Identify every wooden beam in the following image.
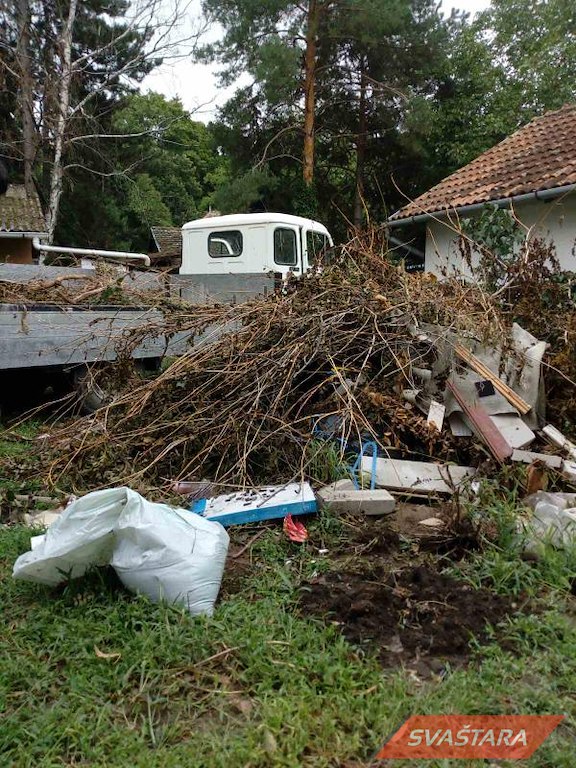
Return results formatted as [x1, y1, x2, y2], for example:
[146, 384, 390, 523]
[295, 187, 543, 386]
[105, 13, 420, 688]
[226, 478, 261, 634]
[446, 380, 513, 462]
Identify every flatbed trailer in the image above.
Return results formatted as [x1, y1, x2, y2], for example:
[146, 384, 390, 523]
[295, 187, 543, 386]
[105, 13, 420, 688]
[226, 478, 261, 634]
[0, 263, 188, 411]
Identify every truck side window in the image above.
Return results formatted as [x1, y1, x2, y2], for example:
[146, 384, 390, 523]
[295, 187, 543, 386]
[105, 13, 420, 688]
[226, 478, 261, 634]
[274, 228, 297, 266]
[208, 231, 243, 257]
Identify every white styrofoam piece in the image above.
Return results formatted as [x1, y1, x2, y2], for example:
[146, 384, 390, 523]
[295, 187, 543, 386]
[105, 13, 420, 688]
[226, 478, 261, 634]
[427, 400, 446, 431]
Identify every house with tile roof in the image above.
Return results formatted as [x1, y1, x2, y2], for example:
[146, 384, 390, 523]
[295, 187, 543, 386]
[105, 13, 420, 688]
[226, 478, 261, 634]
[148, 226, 182, 270]
[0, 183, 48, 264]
[387, 103, 576, 275]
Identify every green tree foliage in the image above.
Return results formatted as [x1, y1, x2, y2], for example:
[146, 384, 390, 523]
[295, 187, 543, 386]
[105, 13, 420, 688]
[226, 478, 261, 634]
[56, 93, 227, 251]
[200, 0, 456, 234]
[417, 0, 576, 177]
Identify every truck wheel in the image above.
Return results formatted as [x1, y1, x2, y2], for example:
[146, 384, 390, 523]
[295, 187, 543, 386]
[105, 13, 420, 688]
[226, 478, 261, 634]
[72, 361, 156, 414]
[73, 365, 111, 413]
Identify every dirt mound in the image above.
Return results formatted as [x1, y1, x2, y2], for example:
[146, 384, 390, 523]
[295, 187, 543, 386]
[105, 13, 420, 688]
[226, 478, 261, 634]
[299, 564, 518, 676]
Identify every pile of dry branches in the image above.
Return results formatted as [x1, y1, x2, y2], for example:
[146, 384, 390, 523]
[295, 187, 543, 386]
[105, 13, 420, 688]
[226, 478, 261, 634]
[39, 232, 509, 492]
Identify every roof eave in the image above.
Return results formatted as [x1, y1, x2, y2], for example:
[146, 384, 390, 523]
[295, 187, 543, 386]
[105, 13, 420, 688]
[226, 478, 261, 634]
[387, 182, 576, 229]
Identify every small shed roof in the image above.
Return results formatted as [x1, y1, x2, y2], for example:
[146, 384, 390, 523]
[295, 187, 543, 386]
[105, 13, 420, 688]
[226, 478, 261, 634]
[390, 103, 576, 223]
[0, 184, 47, 234]
[149, 226, 182, 259]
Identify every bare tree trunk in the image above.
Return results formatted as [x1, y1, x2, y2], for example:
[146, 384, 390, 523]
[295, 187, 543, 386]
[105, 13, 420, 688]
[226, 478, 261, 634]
[40, 0, 57, 195]
[353, 64, 367, 228]
[46, 0, 78, 242]
[15, 0, 35, 194]
[303, 0, 319, 187]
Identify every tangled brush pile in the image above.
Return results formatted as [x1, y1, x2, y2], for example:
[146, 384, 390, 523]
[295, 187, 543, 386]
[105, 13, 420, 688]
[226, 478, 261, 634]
[40, 231, 508, 492]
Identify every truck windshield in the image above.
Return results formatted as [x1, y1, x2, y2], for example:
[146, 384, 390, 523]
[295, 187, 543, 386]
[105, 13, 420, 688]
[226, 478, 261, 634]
[306, 231, 330, 265]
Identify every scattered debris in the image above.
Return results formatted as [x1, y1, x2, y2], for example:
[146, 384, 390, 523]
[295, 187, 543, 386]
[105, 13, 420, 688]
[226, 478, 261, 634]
[418, 517, 445, 528]
[426, 400, 446, 432]
[489, 414, 535, 450]
[94, 645, 122, 662]
[525, 461, 548, 495]
[542, 425, 576, 461]
[510, 449, 563, 469]
[36, 237, 511, 488]
[7, 231, 576, 541]
[522, 491, 576, 552]
[171, 480, 217, 500]
[24, 509, 62, 528]
[316, 485, 396, 516]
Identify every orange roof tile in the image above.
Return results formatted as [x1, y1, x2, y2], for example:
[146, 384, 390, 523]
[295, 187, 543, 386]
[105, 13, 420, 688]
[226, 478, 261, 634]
[390, 103, 576, 222]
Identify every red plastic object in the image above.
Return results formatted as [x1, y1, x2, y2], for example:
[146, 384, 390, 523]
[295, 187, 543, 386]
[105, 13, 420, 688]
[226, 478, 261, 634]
[283, 514, 308, 542]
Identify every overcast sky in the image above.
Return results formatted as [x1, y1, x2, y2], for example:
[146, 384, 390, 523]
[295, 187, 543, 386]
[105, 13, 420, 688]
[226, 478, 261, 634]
[141, 0, 492, 123]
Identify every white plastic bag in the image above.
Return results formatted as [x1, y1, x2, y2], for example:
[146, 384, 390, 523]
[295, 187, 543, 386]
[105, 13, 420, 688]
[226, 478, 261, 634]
[112, 499, 229, 616]
[522, 491, 576, 552]
[13, 487, 229, 616]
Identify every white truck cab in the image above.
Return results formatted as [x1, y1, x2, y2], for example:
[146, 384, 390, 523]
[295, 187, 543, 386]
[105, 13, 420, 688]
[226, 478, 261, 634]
[180, 212, 332, 277]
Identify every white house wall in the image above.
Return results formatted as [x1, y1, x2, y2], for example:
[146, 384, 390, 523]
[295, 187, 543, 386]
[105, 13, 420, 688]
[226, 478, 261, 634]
[424, 194, 576, 276]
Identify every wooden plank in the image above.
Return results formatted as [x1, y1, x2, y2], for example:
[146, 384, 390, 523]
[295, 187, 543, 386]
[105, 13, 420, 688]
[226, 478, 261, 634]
[511, 449, 563, 469]
[0, 304, 190, 369]
[454, 343, 531, 415]
[361, 456, 475, 496]
[542, 424, 576, 461]
[447, 380, 513, 462]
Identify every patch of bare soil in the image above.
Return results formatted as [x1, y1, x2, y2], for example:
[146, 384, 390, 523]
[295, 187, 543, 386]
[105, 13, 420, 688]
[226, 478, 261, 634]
[298, 503, 522, 677]
[299, 565, 517, 676]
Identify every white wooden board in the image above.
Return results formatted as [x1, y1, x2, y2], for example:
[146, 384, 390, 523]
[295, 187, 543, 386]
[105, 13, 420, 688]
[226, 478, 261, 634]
[361, 457, 476, 495]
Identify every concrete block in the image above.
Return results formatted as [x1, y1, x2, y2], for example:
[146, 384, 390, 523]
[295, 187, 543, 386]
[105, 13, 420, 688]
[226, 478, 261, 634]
[316, 486, 396, 516]
[322, 478, 356, 492]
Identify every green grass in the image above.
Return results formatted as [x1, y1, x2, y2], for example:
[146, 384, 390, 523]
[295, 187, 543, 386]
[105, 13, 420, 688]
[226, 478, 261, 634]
[1, 497, 575, 767]
[0, 422, 45, 511]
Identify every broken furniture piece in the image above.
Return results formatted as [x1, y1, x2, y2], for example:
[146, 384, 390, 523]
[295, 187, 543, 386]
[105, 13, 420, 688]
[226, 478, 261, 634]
[189, 483, 317, 526]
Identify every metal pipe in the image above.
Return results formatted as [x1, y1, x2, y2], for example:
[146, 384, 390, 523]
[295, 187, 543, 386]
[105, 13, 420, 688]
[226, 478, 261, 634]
[32, 237, 150, 266]
[386, 183, 576, 229]
[0, 231, 47, 239]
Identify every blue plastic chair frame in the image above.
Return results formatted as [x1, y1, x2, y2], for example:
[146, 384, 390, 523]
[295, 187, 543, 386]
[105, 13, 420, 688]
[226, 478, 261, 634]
[349, 441, 378, 490]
